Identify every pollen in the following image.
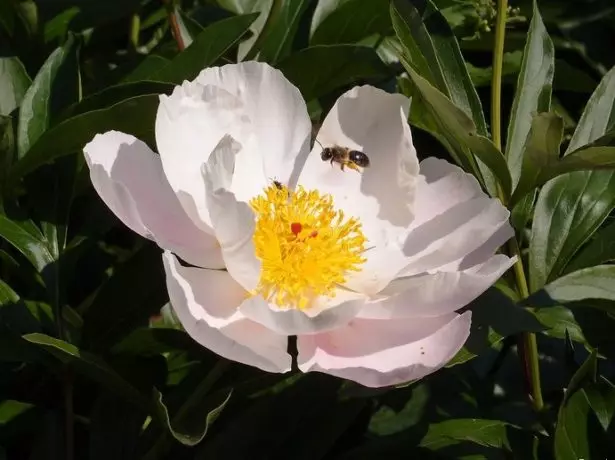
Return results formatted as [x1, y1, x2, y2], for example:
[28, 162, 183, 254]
[250, 184, 367, 310]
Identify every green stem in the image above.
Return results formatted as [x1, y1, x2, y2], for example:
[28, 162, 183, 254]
[491, 0, 544, 412]
[129, 12, 141, 52]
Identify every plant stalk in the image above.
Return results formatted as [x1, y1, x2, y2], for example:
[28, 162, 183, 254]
[162, 0, 185, 52]
[491, 0, 544, 412]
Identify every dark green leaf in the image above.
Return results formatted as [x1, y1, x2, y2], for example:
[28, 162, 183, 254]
[505, 0, 555, 187]
[566, 220, 615, 272]
[22, 333, 149, 408]
[9, 94, 159, 182]
[152, 13, 259, 84]
[554, 351, 597, 460]
[255, 0, 311, 63]
[81, 245, 167, 351]
[585, 376, 615, 431]
[0, 215, 53, 271]
[17, 34, 80, 159]
[448, 287, 543, 366]
[529, 171, 615, 291]
[122, 56, 170, 84]
[390, 0, 487, 135]
[0, 57, 31, 116]
[277, 45, 390, 101]
[59, 81, 173, 121]
[311, 0, 391, 45]
[403, 66, 511, 198]
[175, 6, 203, 48]
[509, 112, 563, 206]
[111, 327, 200, 356]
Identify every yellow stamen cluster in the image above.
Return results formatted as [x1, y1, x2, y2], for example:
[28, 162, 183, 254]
[250, 184, 366, 309]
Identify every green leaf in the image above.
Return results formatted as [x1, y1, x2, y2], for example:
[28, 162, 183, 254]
[390, 0, 487, 136]
[17, 34, 80, 159]
[566, 220, 615, 272]
[277, 45, 390, 101]
[447, 287, 543, 366]
[529, 66, 615, 291]
[529, 171, 615, 291]
[0, 57, 31, 116]
[81, 245, 167, 351]
[403, 66, 512, 198]
[122, 56, 171, 83]
[111, 327, 200, 356]
[509, 112, 563, 206]
[0, 215, 53, 271]
[566, 66, 615, 153]
[174, 6, 203, 48]
[543, 265, 615, 303]
[420, 419, 518, 450]
[532, 305, 587, 343]
[311, 0, 391, 45]
[9, 94, 159, 182]
[554, 351, 597, 460]
[584, 376, 615, 431]
[505, 0, 554, 188]
[59, 82, 173, 121]
[23, 333, 149, 408]
[152, 13, 259, 84]
[255, 0, 311, 63]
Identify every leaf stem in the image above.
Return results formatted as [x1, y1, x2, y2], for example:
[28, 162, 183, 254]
[491, 0, 544, 412]
[162, 0, 185, 52]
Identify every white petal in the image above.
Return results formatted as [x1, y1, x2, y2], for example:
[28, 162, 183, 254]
[239, 290, 365, 335]
[297, 312, 471, 388]
[163, 252, 291, 373]
[155, 62, 311, 230]
[83, 131, 223, 268]
[202, 136, 260, 291]
[359, 255, 516, 319]
[400, 197, 511, 276]
[298, 86, 420, 243]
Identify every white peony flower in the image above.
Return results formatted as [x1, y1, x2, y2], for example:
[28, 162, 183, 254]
[83, 61, 515, 388]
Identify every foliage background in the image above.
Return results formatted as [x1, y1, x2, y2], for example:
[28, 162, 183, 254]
[1, 0, 615, 458]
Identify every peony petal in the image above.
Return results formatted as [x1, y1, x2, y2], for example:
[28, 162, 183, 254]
[163, 252, 291, 373]
[156, 62, 311, 230]
[239, 289, 365, 335]
[359, 254, 515, 319]
[297, 312, 471, 388]
[298, 86, 419, 242]
[400, 196, 511, 276]
[202, 136, 260, 291]
[83, 131, 223, 268]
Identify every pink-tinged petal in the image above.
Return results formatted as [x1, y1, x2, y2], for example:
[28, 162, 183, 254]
[298, 86, 419, 242]
[400, 197, 511, 276]
[297, 312, 471, 388]
[239, 290, 365, 335]
[155, 62, 311, 230]
[163, 252, 291, 373]
[411, 157, 483, 227]
[83, 131, 223, 268]
[202, 136, 260, 291]
[359, 254, 516, 319]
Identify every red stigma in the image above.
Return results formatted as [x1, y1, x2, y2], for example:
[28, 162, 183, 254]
[291, 222, 302, 236]
[310, 230, 318, 238]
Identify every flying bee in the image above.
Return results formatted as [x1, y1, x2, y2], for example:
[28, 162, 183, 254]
[319, 143, 370, 172]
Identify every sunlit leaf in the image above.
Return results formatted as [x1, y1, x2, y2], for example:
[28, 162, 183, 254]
[0, 57, 31, 116]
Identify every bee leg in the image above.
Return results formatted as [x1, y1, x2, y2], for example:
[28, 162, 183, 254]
[346, 162, 362, 173]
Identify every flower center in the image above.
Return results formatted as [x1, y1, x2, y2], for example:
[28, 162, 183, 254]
[250, 184, 366, 310]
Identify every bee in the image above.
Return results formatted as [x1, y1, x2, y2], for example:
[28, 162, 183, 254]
[272, 179, 283, 189]
[320, 144, 370, 172]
